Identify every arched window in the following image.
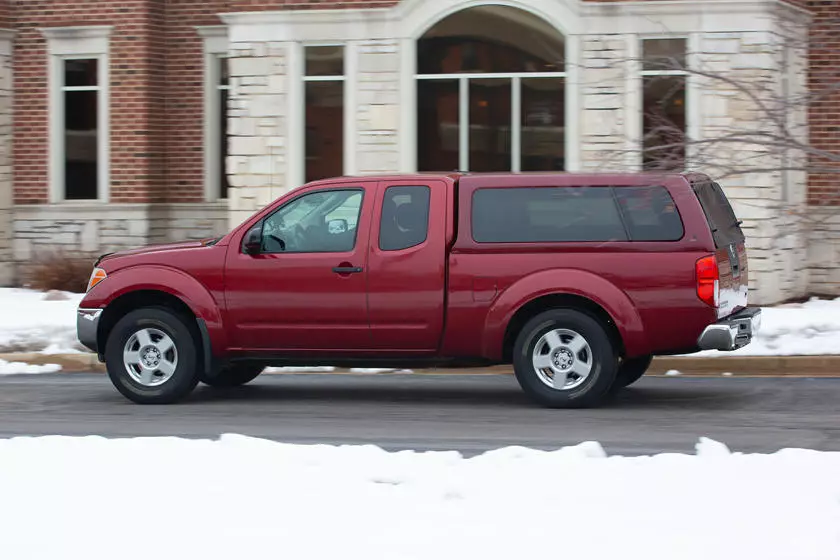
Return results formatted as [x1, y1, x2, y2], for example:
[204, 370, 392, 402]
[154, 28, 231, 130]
[416, 6, 566, 172]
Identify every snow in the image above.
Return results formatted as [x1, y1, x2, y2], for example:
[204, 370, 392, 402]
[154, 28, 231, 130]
[0, 434, 838, 560]
[0, 288, 85, 354]
[1, 287, 839, 358]
[690, 297, 840, 357]
[0, 359, 62, 375]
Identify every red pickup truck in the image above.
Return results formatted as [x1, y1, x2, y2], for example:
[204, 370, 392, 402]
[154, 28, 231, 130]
[77, 172, 760, 408]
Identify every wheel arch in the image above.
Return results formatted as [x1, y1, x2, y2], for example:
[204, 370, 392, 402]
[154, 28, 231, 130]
[481, 269, 650, 362]
[501, 293, 624, 363]
[97, 290, 200, 354]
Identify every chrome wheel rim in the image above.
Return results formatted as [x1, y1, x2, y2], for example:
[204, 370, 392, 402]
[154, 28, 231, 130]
[123, 328, 178, 387]
[531, 328, 593, 390]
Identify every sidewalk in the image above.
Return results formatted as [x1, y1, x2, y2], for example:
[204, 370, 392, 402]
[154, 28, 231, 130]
[1, 352, 839, 377]
[2, 287, 840, 376]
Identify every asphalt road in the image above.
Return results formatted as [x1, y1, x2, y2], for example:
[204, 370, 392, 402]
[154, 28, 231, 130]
[0, 373, 838, 455]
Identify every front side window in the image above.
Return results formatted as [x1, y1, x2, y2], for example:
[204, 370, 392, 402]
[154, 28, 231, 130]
[379, 186, 431, 251]
[261, 189, 363, 253]
[472, 187, 627, 243]
[63, 58, 100, 200]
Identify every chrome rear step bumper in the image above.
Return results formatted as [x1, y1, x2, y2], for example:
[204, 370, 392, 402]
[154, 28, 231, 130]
[697, 307, 762, 351]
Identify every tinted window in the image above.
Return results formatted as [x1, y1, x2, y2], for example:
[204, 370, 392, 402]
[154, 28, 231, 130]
[614, 186, 684, 241]
[472, 187, 628, 243]
[692, 181, 745, 247]
[379, 186, 431, 251]
[261, 189, 363, 253]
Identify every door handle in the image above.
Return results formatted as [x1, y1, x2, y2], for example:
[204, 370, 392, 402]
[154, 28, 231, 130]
[332, 266, 363, 274]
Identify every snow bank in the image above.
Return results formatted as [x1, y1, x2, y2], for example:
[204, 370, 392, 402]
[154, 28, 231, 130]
[0, 359, 62, 375]
[0, 435, 838, 560]
[0, 288, 85, 354]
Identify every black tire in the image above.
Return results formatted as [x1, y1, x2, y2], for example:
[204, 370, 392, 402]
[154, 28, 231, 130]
[512, 308, 618, 408]
[104, 306, 200, 404]
[200, 364, 264, 388]
[614, 355, 653, 389]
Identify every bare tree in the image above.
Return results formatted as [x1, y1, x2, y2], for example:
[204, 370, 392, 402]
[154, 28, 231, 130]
[583, 15, 840, 232]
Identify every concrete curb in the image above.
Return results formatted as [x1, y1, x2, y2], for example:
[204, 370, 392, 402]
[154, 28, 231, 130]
[1, 353, 839, 377]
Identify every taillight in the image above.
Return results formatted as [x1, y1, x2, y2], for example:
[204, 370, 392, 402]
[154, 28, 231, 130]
[696, 255, 719, 308]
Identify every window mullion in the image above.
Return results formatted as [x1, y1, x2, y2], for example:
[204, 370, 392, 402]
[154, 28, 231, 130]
[459, 76, 469, 172]
[511, 77, 521, 173]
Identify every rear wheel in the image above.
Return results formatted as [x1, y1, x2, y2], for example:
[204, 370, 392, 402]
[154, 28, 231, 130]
[614, 355, 653, 389]
[512, 308, 618, 408]
[104, 307, 200, 404]
[200, 364, 264, 388]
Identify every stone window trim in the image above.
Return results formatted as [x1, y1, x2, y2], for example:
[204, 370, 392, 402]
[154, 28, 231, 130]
[624, 34, 697, 171]
[220, 0, 582, 174]
[0, 29, 14, 57]
[287, 42, 357, 187]
[197, 26, 230, 203]
[41, 25, 113, 204]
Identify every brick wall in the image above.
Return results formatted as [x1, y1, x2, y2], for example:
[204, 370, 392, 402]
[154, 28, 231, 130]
[0, 1, 9, 29]
[165, 0, 226, 202]
[14, 1, 168, 203]
[807, 0, 840, 206]
[226, 0, 397, 9]
[11, 0, 226, 204]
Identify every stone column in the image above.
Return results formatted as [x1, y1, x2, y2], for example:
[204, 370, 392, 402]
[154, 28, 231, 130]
[577, 34, 634, 171]
[694, 30, 808, 304]
[225, 41, 288, 230]
[355, 40, 400, 174]
[0, 30, 12, 286]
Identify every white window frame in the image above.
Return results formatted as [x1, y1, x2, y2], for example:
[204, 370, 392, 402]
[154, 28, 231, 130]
[41, 26, 112, 204]
[197, 26, 229, 202]
[637, 35, 690, 171]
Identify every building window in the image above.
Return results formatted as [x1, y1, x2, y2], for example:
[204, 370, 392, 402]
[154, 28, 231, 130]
[62, 58, 100, 200]
[42, 26, 112, 203]
[640, 38, 688, 171]
[217, 56, 230, 199]
[198, 25, 229, 202]
[416, 6, 566, 173]
[304, 46, 345, 183]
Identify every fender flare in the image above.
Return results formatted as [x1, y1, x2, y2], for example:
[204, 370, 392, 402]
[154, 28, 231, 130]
[84, 265, 228, 362]
[481, 269, 650, 359]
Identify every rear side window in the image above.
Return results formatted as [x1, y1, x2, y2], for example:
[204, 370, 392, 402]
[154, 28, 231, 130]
[613, 186, 684, 241]
[379, 185, 431, 251]
[692, 181, 745, 247]
[472, 187, 628, 243]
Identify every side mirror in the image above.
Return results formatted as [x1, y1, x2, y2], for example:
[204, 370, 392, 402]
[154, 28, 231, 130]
[327, 218, 348, 235]
[242, 224, 263, 255]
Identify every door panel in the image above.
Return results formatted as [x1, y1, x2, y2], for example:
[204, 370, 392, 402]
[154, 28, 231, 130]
[367, 180, 448, 352]
[224, 185, 374, 352]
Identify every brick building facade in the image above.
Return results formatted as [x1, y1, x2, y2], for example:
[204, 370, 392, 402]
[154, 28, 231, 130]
[0, 0, 837, 304]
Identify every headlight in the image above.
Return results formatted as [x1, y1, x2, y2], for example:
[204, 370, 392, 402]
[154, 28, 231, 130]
[87, 267, 107, 292]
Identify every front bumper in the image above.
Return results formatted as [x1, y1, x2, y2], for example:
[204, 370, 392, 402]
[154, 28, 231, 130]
[697, 307, 762, 351]
[77, 308, 102, 354]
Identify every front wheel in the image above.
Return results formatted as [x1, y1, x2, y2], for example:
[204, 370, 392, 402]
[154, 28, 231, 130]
[513, 309, 618, 408]
[104, 307, 200, 404]
[200, 364, 264, 388]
